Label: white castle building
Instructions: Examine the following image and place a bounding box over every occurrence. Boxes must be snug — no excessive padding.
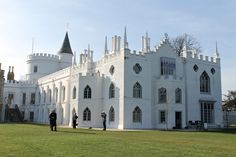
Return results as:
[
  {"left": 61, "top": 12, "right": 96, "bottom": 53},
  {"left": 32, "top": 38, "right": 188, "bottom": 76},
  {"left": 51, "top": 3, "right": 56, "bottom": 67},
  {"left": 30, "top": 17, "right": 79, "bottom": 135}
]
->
[{"left": 1, "top": 29, "right": 223, "bottom": 129}]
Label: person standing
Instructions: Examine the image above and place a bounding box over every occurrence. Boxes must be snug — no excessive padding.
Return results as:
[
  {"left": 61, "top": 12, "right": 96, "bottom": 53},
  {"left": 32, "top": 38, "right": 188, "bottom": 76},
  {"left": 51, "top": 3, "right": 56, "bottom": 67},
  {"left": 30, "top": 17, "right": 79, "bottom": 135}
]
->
[
  {"left": 72, "top": 113, "right": 78, "bottom": 129},
  {"left": 49, "top": 110, "right": 57, "bottom": 131},
  {"left": 101, "top": 111, "right": 106, "bottom": 131}
]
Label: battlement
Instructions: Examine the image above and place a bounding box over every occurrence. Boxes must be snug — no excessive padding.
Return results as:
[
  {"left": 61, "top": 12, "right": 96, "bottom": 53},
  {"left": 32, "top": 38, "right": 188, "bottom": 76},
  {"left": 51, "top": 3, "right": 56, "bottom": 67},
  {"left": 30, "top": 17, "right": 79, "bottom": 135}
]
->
[
  {"left": 27, "top": 53, "right": 60, "bottom": 61},
  {"left": 77, "top": 73, "right": 110, "bottom": 79},
  {"left": 5, "top": 80, "right": 37, "bottom": 87},
  {"left": 182, "top": 50, "right": 219, "bottom": 64}
]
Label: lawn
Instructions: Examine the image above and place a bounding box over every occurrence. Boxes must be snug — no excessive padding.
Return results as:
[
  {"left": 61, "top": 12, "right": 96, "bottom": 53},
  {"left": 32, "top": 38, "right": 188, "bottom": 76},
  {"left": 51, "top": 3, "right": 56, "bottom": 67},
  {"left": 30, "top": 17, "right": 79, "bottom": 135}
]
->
[{"left": 0, "top": 124, "right": 235, "bottom": 157}]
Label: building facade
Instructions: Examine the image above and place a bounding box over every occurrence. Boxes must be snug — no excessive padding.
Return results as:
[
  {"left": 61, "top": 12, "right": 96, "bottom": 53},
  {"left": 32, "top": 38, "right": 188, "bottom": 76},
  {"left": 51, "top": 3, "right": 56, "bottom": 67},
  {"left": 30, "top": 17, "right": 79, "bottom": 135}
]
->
[{"left": 1, "top": 30, "right": 223, "bottom": 129}]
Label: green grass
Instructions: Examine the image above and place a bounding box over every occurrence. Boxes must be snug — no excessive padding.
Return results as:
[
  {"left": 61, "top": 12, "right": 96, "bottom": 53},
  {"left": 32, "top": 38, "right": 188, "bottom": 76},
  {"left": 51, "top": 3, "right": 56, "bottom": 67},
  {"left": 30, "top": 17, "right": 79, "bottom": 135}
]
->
[{"left": 0, "top": 124, "right": 236, "bottom": 157}]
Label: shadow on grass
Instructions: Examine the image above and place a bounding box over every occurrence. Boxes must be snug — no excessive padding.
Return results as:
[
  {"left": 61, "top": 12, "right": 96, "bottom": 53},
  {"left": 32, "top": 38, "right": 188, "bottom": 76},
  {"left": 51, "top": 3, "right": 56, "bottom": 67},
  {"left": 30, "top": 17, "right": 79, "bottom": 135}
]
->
[
  {"left": 171, "top": 128, "right": 236, "bottom": 134},
  {"left": 57, "top": 130, "right": 96, "bottom": 135}
]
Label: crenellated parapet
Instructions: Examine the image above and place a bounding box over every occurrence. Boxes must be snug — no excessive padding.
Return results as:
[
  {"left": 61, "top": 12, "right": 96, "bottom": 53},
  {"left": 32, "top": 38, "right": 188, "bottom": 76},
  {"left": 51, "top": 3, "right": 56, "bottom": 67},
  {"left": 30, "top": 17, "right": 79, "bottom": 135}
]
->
[
  {"left": 27, "top": 53, "right": 60, "bottom": 62},
  {"left": 182, "top": 49, "right": 220, "bottom": 64},
  {"left": 4, "top": 80, "right": 37, "bottom": 87}
]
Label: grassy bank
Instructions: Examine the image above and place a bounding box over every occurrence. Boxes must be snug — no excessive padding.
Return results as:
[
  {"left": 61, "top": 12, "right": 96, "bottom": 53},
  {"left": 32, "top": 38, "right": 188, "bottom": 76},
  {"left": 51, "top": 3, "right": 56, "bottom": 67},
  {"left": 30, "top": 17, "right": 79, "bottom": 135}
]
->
[{"left": 0, "top": 123, "right": 235, "bottom": 157}]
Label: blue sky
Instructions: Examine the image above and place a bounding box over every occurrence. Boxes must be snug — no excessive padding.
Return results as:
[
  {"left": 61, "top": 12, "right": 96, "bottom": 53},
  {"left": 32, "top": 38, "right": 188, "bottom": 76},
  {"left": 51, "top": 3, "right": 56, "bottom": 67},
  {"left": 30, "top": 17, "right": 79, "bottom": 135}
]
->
[{"left": 0, "top": 0, "right": 235, "bottom": 95}]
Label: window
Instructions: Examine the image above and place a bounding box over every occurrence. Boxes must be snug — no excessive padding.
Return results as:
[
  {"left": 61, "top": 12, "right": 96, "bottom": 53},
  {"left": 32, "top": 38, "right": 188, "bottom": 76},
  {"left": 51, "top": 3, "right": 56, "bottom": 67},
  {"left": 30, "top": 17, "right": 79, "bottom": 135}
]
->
[
  {"left": 34, "top": 65, "right": 38, "bottom": 73},
  {"left": 175, "top": 88, "right": 182, "bottom": 103},
  {"left": 38, "top": 92, "right": 41, "bottom": 104},
  {"left": 160, "top": 57, "right": 176, "bottom": 75},
  {"left": 84, "top": 85, "right": 91, "bottom": 99},
  {"left": 62, "top": 86, "right": 66, "bottom": 101},
  {"left": 72, "top": 86, "right": 76, "bottom": 99},
  {"left": 55, "top": 88, "right": 58, "bottom": 102},
  {"left": 109, "top": 83, "right": 115, "bottom": 98},
  {"left": 133, "top": 82, "right": 142, "bottom": 98},
  {"left": 211, "top": 68, "right": 215, "bottom": 75},
  {"left": 160, "top": 111, "right": 166, "bottom": 123},
  {"left": 193, "top": 64, "right": 198, "bottom": 72},
  {"left": 200, "top": 71, "right": 210, "bottom": 93},
  {"left": 159, "top": 88, "right": 167, "bottom": 103},
  {"left": 109, "top": 65, "right": 115, "bottom": 75},
  {"left": 43, "top": 90, "right": 46, "bottom": 103},
  {"left": 133, "top": 106, "right": 142, "bottom": 123},
  {"left": 109, "top": 106, "right": 115, "bottom": 122},
  {"left": 22, "top": 93, "right": 26, "bottom": 105},
  {"left": 31, "top": 93, "right": 35, "bottom": 104},
  {"left": 83, "top": 107, "right": 91, "bottom": 121},
  {"left": 49, "top": 89, "right": 52, "bottom": 103},
  {"left": 200, "top": 102, "right": 214, "bottom": 124},
  {"left": 30, "top": 112, "right": 34, "bottom": 122},
  {"left": 133, "top": 63, "right": 142, "bottom": 74},
  {"left": 8, "top": 93, "right": 14, "bottom": 104}
]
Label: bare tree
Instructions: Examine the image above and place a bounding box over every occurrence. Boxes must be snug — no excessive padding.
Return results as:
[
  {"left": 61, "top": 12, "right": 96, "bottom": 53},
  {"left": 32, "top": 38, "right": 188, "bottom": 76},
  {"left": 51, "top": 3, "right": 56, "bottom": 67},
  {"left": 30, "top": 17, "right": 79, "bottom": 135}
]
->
[{"left": 171, "top": 33, "right": 202, "bottom": 56}]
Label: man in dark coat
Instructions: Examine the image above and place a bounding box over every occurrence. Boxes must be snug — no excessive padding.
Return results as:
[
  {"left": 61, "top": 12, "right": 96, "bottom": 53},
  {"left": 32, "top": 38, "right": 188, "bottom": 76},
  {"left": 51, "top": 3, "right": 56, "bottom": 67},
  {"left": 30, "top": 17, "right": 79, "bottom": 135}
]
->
[
  {"left": 72, "top": 113, "right": 78, "bottom": 129},
  {"left": 101, "top": 111, "right": 106, "bottom": 131},
  {"left": 49, "top": 110, "right": 57, "bottom": 131}
]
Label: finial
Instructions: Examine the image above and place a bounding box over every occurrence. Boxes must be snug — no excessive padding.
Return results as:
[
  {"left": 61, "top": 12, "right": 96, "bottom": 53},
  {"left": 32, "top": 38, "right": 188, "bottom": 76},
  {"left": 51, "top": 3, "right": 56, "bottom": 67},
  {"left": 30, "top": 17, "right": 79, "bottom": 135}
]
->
[
  {"left": 32, "top": 37, "right": 34, "bottom": 54},
  {"left": 123, "top": 26, "right": 129, "bottom": 49},
  {"left": 104, "top": 36, "right": 108, "bottom": 55},
  {"left": 214, "top": 41, "right": 220, "bottom": 58},
  {"left": 164, "top": 33, "right": 169, "bottom": 39},
  {"left": 73, "top": 51, "right": 77, "bottom": 65}
]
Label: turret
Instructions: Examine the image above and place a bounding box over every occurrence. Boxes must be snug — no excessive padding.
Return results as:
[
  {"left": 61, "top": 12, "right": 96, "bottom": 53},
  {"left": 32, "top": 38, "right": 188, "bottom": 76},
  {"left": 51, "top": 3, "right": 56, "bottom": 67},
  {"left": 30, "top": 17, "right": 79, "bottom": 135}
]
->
[
  {"left": 7, "top": 66, "right": 14, "bottom": 81},
  {"left": 58, "top": 32, "right": 73, "bottom": 69},
  {"left": 141, "top": 32, "right": 151, "bottom": 53}
]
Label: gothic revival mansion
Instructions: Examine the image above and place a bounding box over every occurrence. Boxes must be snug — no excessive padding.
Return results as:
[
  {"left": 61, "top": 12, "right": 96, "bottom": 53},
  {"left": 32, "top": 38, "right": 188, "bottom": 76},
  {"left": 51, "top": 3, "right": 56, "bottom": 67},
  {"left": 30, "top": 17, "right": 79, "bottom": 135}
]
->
[{"left": 1, "top": 30, "right": 223, "bottom": 129}]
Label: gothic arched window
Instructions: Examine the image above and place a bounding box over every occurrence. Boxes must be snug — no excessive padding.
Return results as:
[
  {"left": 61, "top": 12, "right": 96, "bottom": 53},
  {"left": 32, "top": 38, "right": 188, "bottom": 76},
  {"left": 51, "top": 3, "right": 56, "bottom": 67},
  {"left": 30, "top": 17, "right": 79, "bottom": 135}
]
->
[
  {"left": 109, "top": 83, "right": 115, "bottom": 98},
  {"left": 175, "top": 88, "right": 182, "bottom": 103},
  {"left": 84, "top": 85, "right": 92, "bottom": 99},
  {"left": 109, "top": 106, "right": 115, "bottom": 122},
  {"left": 55, "top": 88, "right": 58, "bottom": 102},
  {"left": 200, "top": 71, "right": 210, "bottom": 93},
  {"left": 133, "top": 82, "right": 142, "bottom": 98},
  {"left": 72, "top": 86, "right": 76, "bottom": 99},
  {"left": 62, "top": 86, "right": 66, "bottom": 101},
  {"left": 83, "top": 107, "right": 91, "bottom": 121},
  {"left": 159, "top": 88, "right": 167, "bottom": 103},
  {"left": 49, "top": 89, "right": 52, "bottom": 103},
  {"left": 133, "top": 106, "right": 142, "bottom": 123}
]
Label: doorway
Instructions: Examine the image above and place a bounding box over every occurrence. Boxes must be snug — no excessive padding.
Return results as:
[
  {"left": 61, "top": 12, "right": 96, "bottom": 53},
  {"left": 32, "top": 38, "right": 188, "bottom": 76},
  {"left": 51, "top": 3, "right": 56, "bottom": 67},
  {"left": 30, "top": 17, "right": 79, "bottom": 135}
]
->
[{"left": 175, "top": 112, "right": 182, "bottom": 129}]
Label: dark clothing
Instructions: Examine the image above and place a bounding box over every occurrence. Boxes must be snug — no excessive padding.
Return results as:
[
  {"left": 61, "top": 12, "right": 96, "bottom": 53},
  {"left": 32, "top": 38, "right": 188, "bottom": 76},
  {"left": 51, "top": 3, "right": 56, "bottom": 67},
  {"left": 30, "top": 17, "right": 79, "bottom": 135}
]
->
[
  {"left": 49, "top": 112, "right": 57, "bottom": 131},
  {"left": 101, "top": 113, "right": 106, "bottom": 131},
  {"left": 72, "top": 114, "right": 78, "bottom": 129}
]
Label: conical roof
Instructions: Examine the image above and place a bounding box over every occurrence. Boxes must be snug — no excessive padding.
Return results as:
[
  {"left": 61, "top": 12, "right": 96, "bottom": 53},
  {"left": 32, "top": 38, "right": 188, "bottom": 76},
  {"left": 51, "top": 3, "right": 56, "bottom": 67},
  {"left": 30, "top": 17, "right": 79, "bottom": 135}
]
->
[{"left": 58, "top": 32, "right": 73, "bottom": 55}]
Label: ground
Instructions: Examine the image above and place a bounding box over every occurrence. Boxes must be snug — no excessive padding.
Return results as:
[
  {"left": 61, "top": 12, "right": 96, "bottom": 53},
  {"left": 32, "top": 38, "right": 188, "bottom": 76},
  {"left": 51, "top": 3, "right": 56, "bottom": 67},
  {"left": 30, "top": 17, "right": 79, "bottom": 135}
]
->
[{"left": 0, "top": 123, "right": 235, "bottom": 157}]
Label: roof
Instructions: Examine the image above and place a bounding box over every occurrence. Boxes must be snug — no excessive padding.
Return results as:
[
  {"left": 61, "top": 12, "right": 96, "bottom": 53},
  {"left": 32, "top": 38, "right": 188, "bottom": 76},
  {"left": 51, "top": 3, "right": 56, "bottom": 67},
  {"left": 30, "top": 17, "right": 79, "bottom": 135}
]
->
[{"left": 58, "top": 32, "right": 73, "bottom": 55}]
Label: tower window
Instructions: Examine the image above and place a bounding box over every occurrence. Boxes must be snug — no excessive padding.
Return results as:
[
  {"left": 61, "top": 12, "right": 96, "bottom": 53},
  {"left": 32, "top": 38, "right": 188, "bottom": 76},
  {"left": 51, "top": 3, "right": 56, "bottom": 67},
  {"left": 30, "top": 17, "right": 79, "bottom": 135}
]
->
[{"left": 34, "top": 66, "right": 38, "bottom": 73}]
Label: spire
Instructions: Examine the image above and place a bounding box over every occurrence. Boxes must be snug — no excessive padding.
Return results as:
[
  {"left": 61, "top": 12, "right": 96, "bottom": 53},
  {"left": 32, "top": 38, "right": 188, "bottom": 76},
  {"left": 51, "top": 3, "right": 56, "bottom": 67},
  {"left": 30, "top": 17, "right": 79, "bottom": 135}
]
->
[
  {"left": 123, "top": 26, "right": 129, "bottom": 49},
  {"left": 104, "top": 36, "right": 109, "bottom": 55},
  {"left": 58, "top": 32, "right": 73, "bottom": 55}
]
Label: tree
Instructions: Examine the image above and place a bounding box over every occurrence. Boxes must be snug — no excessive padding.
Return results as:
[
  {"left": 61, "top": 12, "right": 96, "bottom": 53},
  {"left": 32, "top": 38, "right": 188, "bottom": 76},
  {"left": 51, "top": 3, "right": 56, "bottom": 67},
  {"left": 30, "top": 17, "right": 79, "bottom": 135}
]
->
[
  {"left": 223, "top": 90, "right": 236, "bottom": 111},
  {"left": 171, "top": 33, "right": 202, "bottom": 56}
]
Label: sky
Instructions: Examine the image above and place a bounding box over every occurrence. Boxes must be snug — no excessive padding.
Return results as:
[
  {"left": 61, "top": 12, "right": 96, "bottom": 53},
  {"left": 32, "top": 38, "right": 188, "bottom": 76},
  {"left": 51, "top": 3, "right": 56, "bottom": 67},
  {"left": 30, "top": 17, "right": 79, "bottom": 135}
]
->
[{"left": 0, "top": 0, "right": 236, "bottom": 96}]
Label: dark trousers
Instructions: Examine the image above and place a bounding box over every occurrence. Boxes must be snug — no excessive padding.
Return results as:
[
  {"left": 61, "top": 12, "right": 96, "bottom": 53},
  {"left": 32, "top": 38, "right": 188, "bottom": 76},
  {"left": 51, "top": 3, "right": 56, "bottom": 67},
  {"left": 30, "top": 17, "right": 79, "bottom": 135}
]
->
[
  {"left": 103, "top": 120, "right": 106, "bottom": 130},
  {"left": 72, "top": 120, "right": 77, "bottom": 129},
  {"left": 50, "top": 120, "right": 57, "bottom": 131}
]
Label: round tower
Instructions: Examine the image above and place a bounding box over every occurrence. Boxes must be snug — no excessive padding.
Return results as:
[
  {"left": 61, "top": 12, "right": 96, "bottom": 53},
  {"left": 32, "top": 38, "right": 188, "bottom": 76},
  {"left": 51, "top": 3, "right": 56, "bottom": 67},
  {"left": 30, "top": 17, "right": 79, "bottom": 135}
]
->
[
  {"left": 58, "top": 32, "right": 73, "bottom": 69},
  {"left": 26, "top": 53, "right": 60, "bottom": 81}
]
